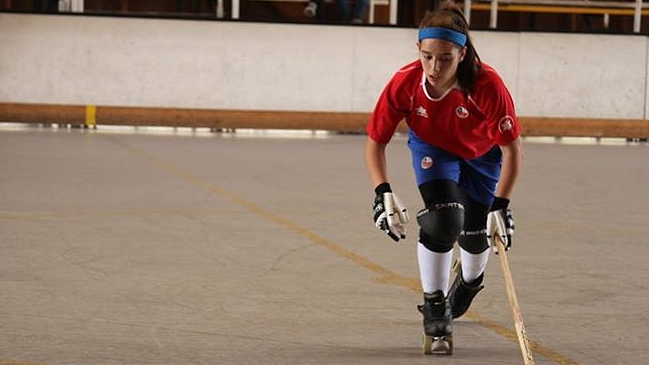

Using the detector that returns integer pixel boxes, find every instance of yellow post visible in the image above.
[85,105,97,128]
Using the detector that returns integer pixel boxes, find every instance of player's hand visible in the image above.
[372,183,410,242]
[487,197,515,252]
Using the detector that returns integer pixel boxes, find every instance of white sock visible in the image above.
[459,247,490,283]
[417,242,454,295]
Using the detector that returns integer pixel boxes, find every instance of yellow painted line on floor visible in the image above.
[108,135,583,365]
[1,360,49,365]
[0,208,240,222]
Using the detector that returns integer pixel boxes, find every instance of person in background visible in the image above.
[364,2,523,355]
[304,0,369,24]
[33,0,58,12]
[303,0,320,19]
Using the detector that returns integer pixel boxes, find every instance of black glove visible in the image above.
[372,182,409,242]
[487,197,515,252]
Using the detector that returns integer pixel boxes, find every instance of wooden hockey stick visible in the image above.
[494,236,536,365]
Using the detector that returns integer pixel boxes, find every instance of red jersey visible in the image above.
[366,60,520,160]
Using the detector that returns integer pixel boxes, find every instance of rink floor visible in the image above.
[1,125,648,365]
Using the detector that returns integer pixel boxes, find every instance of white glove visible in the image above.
[487,206,515,253]
[373,188,410,242]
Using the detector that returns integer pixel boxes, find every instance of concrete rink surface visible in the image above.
[1,125,648,365]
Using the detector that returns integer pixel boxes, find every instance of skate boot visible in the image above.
[417,290,453,355]
[448,272,484,319]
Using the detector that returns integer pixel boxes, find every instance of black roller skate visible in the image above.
[448,272,484,319]
[417,290,453,355]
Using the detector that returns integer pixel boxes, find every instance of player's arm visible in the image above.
[365,138,388,189]
[480,69,522,200]
[479,70,523,251]
[495,136,523,199]
[365,68,414,242]
[365,137,410,242]
[488,136,523,251]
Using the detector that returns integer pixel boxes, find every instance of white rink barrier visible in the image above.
[1,12,648,121]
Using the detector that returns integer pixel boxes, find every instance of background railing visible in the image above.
[464,0,647,32]
[1,1,648,33]
[219,0,398,24]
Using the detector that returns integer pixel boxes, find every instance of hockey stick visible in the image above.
[494,236,536,365]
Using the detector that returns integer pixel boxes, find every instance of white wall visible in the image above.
[0,13,647,119]
[517,33,647,119]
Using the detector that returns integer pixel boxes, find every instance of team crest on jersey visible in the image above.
[498,115,515,133]
[455,106,469,119]
[415,106,428,118]
[421,156,433,169]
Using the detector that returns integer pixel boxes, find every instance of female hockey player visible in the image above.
[364,3,523,355]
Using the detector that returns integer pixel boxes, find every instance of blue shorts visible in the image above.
[407,131,502,206]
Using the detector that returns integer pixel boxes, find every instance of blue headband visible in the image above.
[418,27,467,47]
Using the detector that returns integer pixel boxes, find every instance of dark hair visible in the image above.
[419,2,482,93]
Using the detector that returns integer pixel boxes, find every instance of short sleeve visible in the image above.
[366,66,416,144]
[474,69,520,146]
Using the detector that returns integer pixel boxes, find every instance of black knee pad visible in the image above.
[417,202,465,252]
[419,229,453,253]
[457,196,490,254]
[458,229,489,254]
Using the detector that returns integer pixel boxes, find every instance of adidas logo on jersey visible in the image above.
[415,106,428,118]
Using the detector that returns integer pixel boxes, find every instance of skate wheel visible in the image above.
[422,333,453,355]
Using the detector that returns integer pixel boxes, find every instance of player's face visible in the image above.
[418,39,466,96]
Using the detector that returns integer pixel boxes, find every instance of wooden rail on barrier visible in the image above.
[465,0,648,32]
[1,102,648,138]
[470,2,649,16]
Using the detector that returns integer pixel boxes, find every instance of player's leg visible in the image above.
[416,178,464,296]
[449,196,490,318]
[448,146,502,318]
[417,290,454,355]
[416,180,462,354]
[417,227,455,354]
[409,133,464,354]
[411,137,464,295]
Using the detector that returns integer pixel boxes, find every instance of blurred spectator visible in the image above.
[337,0,369,23]
[304,0,370,24]
[304,1,319,18]
[33,0,58,12]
